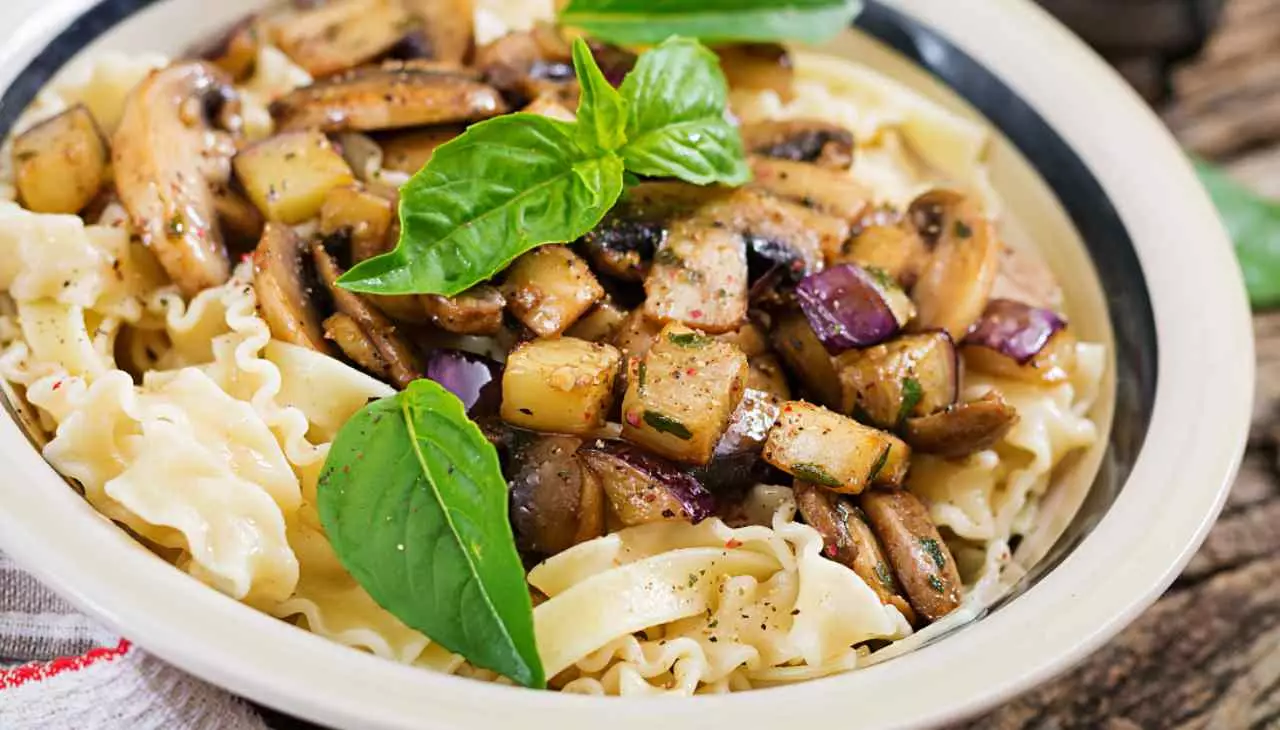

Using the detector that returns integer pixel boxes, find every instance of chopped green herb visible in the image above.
[654,248,683,266]
[792,463,843,489]
[953,220,973,239]
[874,562,896,591]
[644,410,693,440]
[927,574,946,593]
[867,445,891,483]
[864,265,897,290]
[637,360,648,390]
[897,376,923,425]
[667,331,712,348]
[167,214,186,238]
[920,537,947,570]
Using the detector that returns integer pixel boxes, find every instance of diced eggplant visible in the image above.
[502,245,604,337]
[235,131,356,224]
[762,401,907,495]
[376,126,463,174]
[908,190,1001,339]
[770,310,842,409]
[580,217,664,282]
[992,245,1063,311]
[748,155,873,222]
[741,119,855,169]
[580,444,715,526]
[613,308,665,362]
[425,349,503,417]
[715,43,794,100]
[501,337,622,435]
[714,322,770,358]
[401,0,476,65]
[12,105,108,215]
[565,297,629,343]
[794,483,916,623]
[312,242,426,388]
[836,207,929,289]
[586,40,637,87]
[271,64,507,133]
[691,389,782,491]
[324,312,389,378]
[746,354,793,401]
[421,285,506,336]
[796,264,915,355]
[621,324,749,465]
[962,298,1076,383]
[253,223,331,353]
[510,436,606,556]
[903,392,1019,458]
[268,0,413,77]
[860,489,963,623]
[643,219,749,334]
[872,434,912,488]
[837,332,959,429]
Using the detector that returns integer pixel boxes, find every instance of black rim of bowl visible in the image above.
[0,0,1158,676]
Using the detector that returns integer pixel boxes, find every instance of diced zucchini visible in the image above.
[234,131,355,224]
[643,218,748,334]
[319,184,393,254]
[621,323,749,465]
[501,337,622,435]
[762,401,907,494]
[770,310,842,409]
[837,332,958,429]
[502,245,604,337]
[746,354,792,401]
[12,106,107,214]
[565,297,629,343]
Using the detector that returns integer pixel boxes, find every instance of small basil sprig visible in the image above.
[338,36,747,297]
[560,0,864,46]
[317,380,544,687]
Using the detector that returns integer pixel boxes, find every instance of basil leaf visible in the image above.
[560,0,864,46]
[573,38,628,153]
[1194,159,1280,308]
[338,115,624,296]
[317,380,545,688]
[618,37,750,186]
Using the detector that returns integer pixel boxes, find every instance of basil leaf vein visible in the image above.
[317,380,545,688]
[560,0,864,45]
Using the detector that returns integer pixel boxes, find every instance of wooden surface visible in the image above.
[969,1,1280,726]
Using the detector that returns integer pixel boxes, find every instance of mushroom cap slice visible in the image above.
[903,392,1019,458]
[113,61,239,296]
[908,189,1002,340]
[252,223,331,353]
[271,64,508,133]
[268,0,412,78]
[860,488,963,623]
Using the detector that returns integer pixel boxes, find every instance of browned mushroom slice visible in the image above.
[421,285,506,336]
[643,218,748,334]
[748,155,873,222]
[271,64,507,133]
[715,43,794,100]
[908,190,1002,340]
[324,312,391,379]
[12,105,108,215]
[211,184,265,251]
[510,436,606,556]
[794,482,916,623]
[741,119,854,169]
[903,393,1019,459]
[402,0,476,65]
[377,126,463,174]
[113,62,241,296]
[476,24,576,103]
[253,223,330,353]
[312,243,426,388]
[860,489,963,623]
[268,0,412,77]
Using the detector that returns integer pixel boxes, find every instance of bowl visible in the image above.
[0,0,1252,727]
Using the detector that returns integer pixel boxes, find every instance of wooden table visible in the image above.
[970,1,1280,726]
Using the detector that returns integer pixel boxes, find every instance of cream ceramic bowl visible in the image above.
[0,0,1252,728]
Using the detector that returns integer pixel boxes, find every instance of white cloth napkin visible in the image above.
[0,552,273,730]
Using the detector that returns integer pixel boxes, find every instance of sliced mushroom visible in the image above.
[908,190,1002,340]
[268,0,413,77]
[271,63,507,133]
[113,62,242,296]
[741,119,854,169]
[211,183,265,251]
[715,43,794,100]
[253,223,331,353]
[377,126,463,174]
[701,189,845,269]
[324,312,390,378]
[476,25,576,104]
[421,285,506,335]
[510,435,606,556]
[860,489,963,623]
[748,155,873,222]
[794,482,916,623]
[903,392,1019,459]
[402,0,476,65]
[312,242,426,388]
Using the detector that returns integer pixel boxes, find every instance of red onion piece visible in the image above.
[425,349,503,416]
[581,444,715,525]
[795,264,906,354]
[963,299,1067,365]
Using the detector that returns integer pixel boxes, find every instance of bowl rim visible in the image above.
[0,0,1252,728]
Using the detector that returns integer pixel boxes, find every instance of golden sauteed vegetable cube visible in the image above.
[234,131,355,224]
[502,337,622,435]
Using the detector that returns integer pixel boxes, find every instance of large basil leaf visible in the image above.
[618,37,750,186]
[317,380,545,688]
[1195,159,1280,309]
[573,37,628,153]
[560,0,863,46]
[337,114,624,296]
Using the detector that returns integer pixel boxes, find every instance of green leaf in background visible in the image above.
[1195,159,1280,308]
[337,114,624,296]
[559,0,864,46]
[572,38,628,153]
[317,380,545,688]
[618,37,751,186]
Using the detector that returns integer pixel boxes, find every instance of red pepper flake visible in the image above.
[240,253,252,263]
[823,543,838,558]
[51,380,62,391]
[685,367,697,376]
[690,309,703,319]
[725,539,742,549]
[625,410,641,427]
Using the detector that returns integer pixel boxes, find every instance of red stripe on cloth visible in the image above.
[0,639,132,690]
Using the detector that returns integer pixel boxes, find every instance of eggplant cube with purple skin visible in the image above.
[621,323,749,465]
[795,264,916,355]
[837,332,959,429]
[763,401,910,494]
[501,337,621,435]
